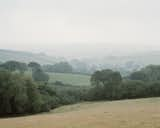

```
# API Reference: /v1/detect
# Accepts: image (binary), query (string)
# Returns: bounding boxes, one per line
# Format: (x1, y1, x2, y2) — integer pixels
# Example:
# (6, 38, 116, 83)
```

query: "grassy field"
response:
(48, 72, 91, 86)
(24, 71, 91, 86)
(1, 98, 160, 128)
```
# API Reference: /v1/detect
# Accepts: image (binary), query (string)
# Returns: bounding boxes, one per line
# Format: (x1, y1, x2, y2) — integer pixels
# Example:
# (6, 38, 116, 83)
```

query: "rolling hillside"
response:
(1, 49, 160, 75)
(0, 49, 62, 64)
(0, 98, 160, 128)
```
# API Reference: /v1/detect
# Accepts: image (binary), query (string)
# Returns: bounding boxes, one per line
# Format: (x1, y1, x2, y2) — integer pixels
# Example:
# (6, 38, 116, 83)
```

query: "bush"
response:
(0, 71, 57, 116)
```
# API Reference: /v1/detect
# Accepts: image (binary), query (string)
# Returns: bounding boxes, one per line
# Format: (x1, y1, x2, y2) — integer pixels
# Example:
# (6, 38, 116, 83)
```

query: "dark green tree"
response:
(28, 62, 41, 70)
(91, 69, 122, 86)
(129, 71, 148, 81)
(43, 62, 73, 73)
(90, 69, 122, 100)
(0, 61, 27, 73)
(129, 65, 160, 81)
(32, 68, 49, 82)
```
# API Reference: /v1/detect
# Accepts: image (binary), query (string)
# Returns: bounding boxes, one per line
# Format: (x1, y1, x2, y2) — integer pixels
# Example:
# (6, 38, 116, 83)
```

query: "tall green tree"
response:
(91, 69, 122, 86)
(90, 69, 122, 100)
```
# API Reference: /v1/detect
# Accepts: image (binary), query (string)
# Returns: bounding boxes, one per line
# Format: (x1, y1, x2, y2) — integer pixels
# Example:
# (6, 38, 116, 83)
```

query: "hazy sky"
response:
(0, 0, 160, 57)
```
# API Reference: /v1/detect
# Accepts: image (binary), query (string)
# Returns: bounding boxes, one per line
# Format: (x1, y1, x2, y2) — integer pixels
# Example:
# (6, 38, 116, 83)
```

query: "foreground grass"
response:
(48, 72, 91, 86)
(1, 98, 160, 128)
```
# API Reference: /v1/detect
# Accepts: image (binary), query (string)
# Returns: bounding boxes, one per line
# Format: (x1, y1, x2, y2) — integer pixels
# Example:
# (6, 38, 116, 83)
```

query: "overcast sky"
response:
(0, 0, 160, 57)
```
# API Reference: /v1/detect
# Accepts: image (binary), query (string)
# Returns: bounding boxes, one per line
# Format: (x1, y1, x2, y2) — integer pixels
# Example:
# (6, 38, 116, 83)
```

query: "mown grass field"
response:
(48, 73, 91, 86)
(24, 71, 91, 86)
(1, 98, 160, 128)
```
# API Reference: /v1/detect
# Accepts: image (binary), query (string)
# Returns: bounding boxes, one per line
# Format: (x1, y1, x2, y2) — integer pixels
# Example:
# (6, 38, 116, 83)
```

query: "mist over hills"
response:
(0, 49, 63, 64)
(1, 48, 160, 75)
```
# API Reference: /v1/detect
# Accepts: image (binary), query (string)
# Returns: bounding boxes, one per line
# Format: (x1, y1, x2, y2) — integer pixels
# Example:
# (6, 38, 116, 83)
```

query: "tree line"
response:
(43, 62, 73, 73)
(88, 66, 160, 100)
(0, 61, 86, 116)
(1, 60, 160, 117)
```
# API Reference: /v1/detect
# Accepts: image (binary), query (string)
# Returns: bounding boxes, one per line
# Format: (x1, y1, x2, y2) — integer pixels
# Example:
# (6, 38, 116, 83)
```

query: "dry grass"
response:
(1, 98, 160, 128)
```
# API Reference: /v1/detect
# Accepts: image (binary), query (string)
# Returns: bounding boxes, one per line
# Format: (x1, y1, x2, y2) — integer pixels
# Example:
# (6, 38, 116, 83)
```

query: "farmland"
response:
(24, 71, 91, 86)
(0, 98, 160, 128)
(48, 72, 91, 86)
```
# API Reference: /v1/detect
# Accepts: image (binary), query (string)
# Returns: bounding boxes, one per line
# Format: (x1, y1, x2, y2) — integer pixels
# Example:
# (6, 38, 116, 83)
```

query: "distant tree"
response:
(0, 61, 27, 73)
(129, 65, 160, 81)
(90, 69, 122, 100)
(42, 64, 54, 72)
(69, 59, 89, 74)
(32, 68, 49, 82)
(54, 62, 72, 73)
(129, 71, 148, 81)
(91, 69, 122, 86)
(28, 62, 41, 70)
(43, 62, 73, 73)
(28, 62, 49, 83)
(143, 65, 160, 81)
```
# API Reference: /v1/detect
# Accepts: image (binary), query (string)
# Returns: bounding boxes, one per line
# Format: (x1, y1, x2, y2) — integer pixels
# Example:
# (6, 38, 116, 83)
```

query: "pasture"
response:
(48, 72, 91, 86)
(24, 71, 91, 86)
(0, 98, 160, 128)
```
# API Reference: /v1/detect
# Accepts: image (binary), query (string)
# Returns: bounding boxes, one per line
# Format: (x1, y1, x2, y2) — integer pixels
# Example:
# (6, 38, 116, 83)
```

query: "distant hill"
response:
(0, 49, 62, 64)
(69, 51, 160, 75)
(1, 49, 160, 75)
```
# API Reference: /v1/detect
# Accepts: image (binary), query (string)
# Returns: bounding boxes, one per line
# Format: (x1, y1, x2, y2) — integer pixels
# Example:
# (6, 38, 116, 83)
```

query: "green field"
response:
(48, 72, 91, 86)
(1, 98, 160, 128)
(24, 71, 91, 86)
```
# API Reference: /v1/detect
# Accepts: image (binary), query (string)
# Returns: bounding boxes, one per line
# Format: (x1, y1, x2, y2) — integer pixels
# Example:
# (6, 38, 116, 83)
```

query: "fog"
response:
(1, 0, 160, 58)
